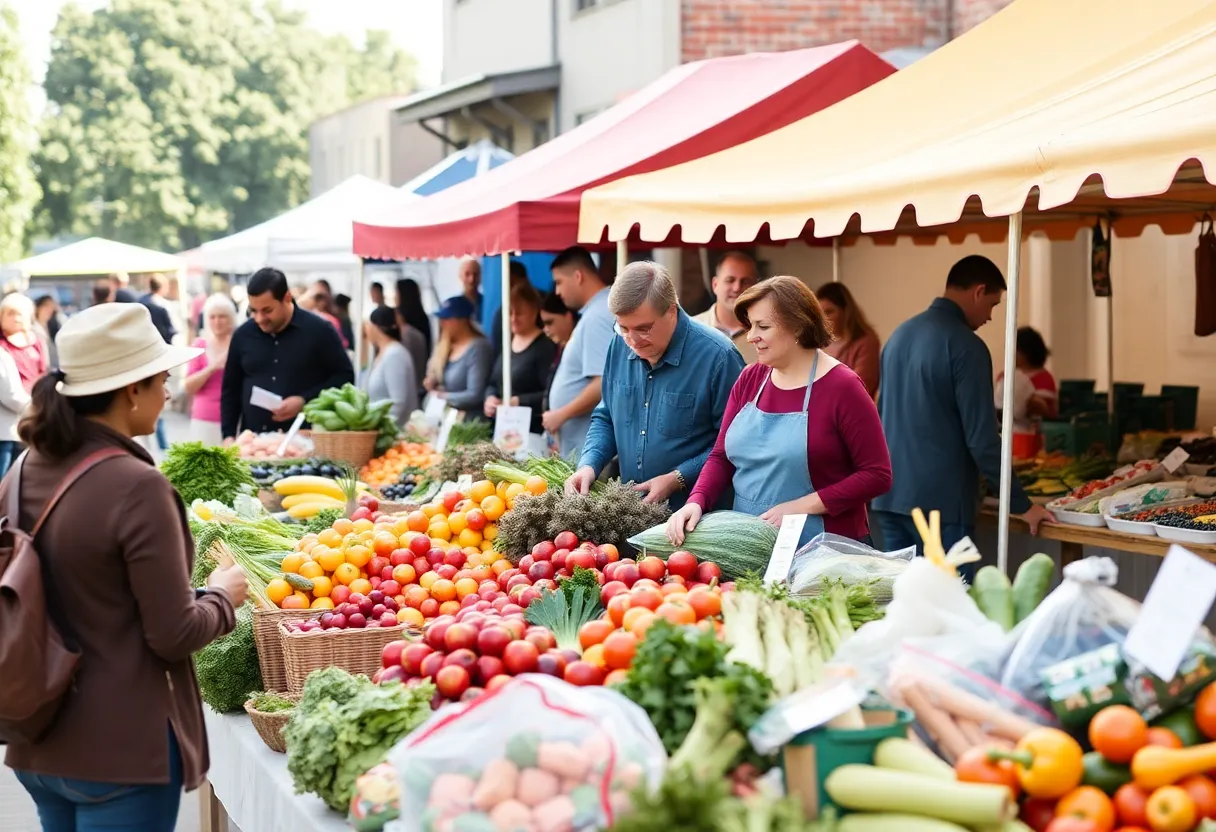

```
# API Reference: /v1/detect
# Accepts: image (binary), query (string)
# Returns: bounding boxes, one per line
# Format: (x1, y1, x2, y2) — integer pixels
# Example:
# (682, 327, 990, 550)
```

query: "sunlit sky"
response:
(10, 0, 444, 110)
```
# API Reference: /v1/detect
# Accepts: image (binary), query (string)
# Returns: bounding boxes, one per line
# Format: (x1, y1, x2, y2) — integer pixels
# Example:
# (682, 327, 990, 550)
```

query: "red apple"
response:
(600, 580, 628, 605)
(637, 556, 666, 582)
(330, 585, 351, 605)
(528, 561, 556, 582)
(477, 625, 513, 657)
(500, 617, 526, 641)
(401, 643, 434, 675)
(379, 611, 399, 627)
(420, 651, 446, 679)
(434, 564, 457, 581)
(485, 674, 512, 692)
(442, 490, 464, 512)
(368, 576, 382, 590)
(533, 540, 557, 560)
(518, 554, 535, 573)
(506, 574, 533, 591)
(492, 596, 510, 613)
(695, 561, 722, 584)
(379, 664, 406, 684)
(408, 535, 431, 557)
(444, 550, 467, 569)
(391, 547, 414, 566)
(594, 551, 609, 570)
(347, 612, 367, 628)
(615, 563, 640, 588)
(420, 598, 440, 618)
(380, 565, 395, 581)
(435, 665, 470, 700)
(666, 551, 698, 580)
(443, 648, 478, 673)
(501, 603, 525, 618)
(502, 640, 540, 675)
(413, 556, 432, 576)
(444, 622, 478, 652)
(329, 612, 347, 629)
(553, 531, 579, 551)
(474, 655, 505, 684)
(558, 648, 581, 665)
(379, 580, 400, 597)
(426, 619, 453, 651)
(533, 579, 558, 593)
(460, 686, 484, 702)
(525, 628, 557, 652)
(368, 556, 389, 577)
(518, 587, 541, 607)
(381, 639, 407, 668)
(466, 509, 487, 532)
(351, 506, 372, 522)
(536, 651, 567, 677)
(474, 600, 493, 612)
(551, 549, 569, 570)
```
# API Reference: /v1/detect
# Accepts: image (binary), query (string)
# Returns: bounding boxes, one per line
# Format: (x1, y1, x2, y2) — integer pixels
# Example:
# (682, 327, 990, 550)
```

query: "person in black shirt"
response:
(483, 282, 557, 434)
(220, 268, 354, 439)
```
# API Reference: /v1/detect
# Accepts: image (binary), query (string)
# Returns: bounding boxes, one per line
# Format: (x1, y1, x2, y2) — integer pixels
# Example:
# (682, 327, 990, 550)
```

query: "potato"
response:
(515, 768, 560, 809)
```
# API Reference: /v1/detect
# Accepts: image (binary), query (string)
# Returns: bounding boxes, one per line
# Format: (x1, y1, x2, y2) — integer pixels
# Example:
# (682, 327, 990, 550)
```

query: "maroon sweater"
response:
(688, 362, 893, 540)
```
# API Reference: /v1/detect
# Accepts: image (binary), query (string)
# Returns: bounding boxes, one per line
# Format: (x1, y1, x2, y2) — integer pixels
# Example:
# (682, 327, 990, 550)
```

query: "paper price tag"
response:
(250, 386, 284, 412)
(493, 406, 533, 458)
(1125, 545, 1216, 680)
(1162, 447, 1191, 474)
(435, 409, 459, 451)
(763, 514, 807, 585)
(423, 394, 447, 427)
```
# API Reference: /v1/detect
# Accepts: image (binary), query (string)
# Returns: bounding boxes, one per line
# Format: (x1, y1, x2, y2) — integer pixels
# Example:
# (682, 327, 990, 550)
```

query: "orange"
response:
(578, 620, 615, 650)
(345, 544, 372, 568)
(404, 585, 429, 609)
(505, 483, 526, 503)
(391, 563, 417, 586)
(630, 586, 663, 612)
(628, 611, 657, 638)
(1195, 681, 1216, 741)
(352, 518, 375, 533)
(455, 577, 479, 599)
(1055, 785, 1115, 832)
(661, 583, 689, 597)
(419, 571, 439, 590)
(397, 607, 424, 627)
(470, 565, 494, 582)
(296, 538, 317, 555)
(315, 547, 345, 573)
(480, 540, 495, 552)
(317, 528, 343, 548)
(607, 594, 632, 628)
(430, 578, 457, 602)
(333, 562, 360, 585)
(391, 518, 412, 537)
(599, 543, 619, 561)
(349, 578, 372, 596)
(427, 521, 452, 542)
(1145, 785, 1196, 832)
(447, 512, 468, 535)
(372, 532, 399, 557)
(655, 601, 696, 626)
(310, 596, 335, 610)
(1089, 705, 1148, 764)
(483, 524, 498, 542)
(525, 475, 548, 496)
(602, 631, 638, 671)
(280, 594, 308, 610)
(469, 479, 496, 503)
(266, 578, 293, 605)
(406, 511, 430, 533)
(309, 575, 333, 597)
(480, 495, 506, 522)
(332, 517, 355, 536)
(582, 643, 607, 669)
(438, 600, 461, 616)
(421, 502, 443, 519)
(622, 607, 651, 632)
(280, 553, 304, 574)
(298, 560, 325, 579)
(492, 559, 513, 576)
(457, 528, 483, 549)
(686, 588, 722, 620)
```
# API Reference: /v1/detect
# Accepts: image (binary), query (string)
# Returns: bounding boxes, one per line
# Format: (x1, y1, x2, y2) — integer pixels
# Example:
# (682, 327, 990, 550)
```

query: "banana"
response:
(273, 475, 345, 500)
(280, 493, 344, 510)
(287, 501, 340, 519)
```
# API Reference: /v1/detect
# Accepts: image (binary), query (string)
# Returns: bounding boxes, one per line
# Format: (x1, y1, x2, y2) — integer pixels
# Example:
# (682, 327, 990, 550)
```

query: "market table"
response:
(978, 508, 1216, 564)
(201, 709, 348, 832)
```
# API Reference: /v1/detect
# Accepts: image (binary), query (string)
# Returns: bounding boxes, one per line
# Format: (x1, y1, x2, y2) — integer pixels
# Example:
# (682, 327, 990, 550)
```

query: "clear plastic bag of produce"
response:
(998, 556, 1142, 708)
(385, 675, 666, 832)
(1099, 481, 1190, 517)
(786, 533, 915, 604)
(887, 641, 1057, 763)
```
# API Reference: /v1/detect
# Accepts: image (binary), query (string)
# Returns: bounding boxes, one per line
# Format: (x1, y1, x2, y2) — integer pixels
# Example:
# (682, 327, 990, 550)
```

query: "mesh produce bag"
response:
(787, 533, 915, 604)
(386, 675, 666, 832)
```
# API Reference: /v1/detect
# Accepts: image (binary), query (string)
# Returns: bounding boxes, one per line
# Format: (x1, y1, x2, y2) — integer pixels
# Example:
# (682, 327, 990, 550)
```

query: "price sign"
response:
(763, 514, 807, 585)
(423, 394, 447, 427)
(1125, 545, 1216, 680)
(1162, 447, 1191, 474)
(493, 406, 532, 458)
(435, 409, 459, 451)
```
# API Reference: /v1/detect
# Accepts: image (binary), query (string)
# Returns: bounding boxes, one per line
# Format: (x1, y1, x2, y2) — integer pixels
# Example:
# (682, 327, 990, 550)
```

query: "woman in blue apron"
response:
(666, 277, 892, 554)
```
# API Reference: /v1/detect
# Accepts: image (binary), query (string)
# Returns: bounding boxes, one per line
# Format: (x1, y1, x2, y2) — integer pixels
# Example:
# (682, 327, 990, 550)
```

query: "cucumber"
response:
(874, 737, 956, 780)
(283, 572, 315, 592)
(1011, 553, 1055, 624)
(1081, 751, 1131, 795)
(838, 815, 971, 832)
(973, 566, 1015, 631)
(824, 764, 1011, 827)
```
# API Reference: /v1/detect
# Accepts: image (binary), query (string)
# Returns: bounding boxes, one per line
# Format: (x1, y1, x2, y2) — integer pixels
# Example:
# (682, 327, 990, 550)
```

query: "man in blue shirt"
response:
(873, 255, 1053, 565)
(567, 261, 745, 509)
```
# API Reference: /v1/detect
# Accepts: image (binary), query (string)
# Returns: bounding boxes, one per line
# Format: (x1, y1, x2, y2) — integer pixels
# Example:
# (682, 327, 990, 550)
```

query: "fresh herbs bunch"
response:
(160, 442, 255, 507)
(195, 603, 262, 713)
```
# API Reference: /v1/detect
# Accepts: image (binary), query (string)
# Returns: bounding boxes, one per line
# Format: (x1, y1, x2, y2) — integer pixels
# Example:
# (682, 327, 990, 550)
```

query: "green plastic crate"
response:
(1042, 412, 1114, 456)
(1161, 385, 1199, 431)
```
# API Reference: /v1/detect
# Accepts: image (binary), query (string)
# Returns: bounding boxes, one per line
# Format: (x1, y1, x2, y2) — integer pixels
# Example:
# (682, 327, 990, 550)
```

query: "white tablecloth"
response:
(204, 710, 349, 832)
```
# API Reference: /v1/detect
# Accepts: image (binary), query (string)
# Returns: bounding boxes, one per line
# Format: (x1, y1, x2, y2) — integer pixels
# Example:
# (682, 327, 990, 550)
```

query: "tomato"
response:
(1144, 785, 1196, 832)
(1198, 683, 1216, 741)
(601, 631, 638, 671)
(1179, 775, 1216, 820)
(1045, 818, 1101, 832)
(1112, 827, 1152, 832)
(563, 660, 604, 687)
(577, 620, 614, 650)
(685, 587, 722, 620)
(1090, 705, 1149, 764)
(1056, 785, 1116, 832)
(1022, 798, 1061, 832)
(1144, 728, 1184, 749)
(1113, 783, 1151, 828)
(954, 746, 1020, 798)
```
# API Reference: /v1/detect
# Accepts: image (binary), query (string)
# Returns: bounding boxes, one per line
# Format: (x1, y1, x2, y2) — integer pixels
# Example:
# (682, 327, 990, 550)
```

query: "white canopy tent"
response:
(13, 237, 184, 277)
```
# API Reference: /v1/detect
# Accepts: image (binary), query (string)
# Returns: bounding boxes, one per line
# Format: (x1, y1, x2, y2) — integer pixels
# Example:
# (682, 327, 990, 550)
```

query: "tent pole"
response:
(832, 238, 841, 283)
(1106, 230, 1115, 416)
(997, 212, 1023, 575)
(616, 239, 628, 273)
(501, 251, 512, 402)
(353, 260, 366, 385)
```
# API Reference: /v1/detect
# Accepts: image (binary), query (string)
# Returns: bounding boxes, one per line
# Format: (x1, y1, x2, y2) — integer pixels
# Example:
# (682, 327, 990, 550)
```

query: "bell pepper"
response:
(988, 727, 1084, 799)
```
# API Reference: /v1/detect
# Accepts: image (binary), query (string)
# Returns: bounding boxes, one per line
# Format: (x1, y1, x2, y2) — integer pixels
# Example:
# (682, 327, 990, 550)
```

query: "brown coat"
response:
(826, 330, 882, 399)
(2, 420, 235, 789)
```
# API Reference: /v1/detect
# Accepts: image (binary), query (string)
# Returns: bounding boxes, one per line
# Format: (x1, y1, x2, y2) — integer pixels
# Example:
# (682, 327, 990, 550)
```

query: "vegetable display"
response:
(196, 603, 263, 713)
(160, 441, 255, 507)
(970, 554, 1055, 631)
(628, 511, 779, 580)
(304, 384, 400, 454)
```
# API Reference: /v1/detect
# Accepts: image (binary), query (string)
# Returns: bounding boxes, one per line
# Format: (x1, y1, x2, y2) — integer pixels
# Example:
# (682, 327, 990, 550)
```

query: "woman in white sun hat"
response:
(0, 303, 248, 831)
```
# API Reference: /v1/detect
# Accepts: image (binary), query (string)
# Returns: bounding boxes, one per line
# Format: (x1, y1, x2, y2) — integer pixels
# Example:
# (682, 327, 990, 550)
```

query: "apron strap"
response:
(753, 369, 771, 405)
(802, 350, 819, 412)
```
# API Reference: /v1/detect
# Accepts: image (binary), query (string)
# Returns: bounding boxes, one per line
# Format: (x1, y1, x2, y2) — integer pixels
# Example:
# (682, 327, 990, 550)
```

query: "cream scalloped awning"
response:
(578, 0, 1216, 246)
(13, 237, 184, 278)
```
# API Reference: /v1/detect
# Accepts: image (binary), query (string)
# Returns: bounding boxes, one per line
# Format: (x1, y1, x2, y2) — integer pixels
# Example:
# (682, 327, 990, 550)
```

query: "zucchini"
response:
(283, 572, 315, 592)
(1011, 553, 1055, 624)
(838, 815, 970, 832)
(824, 764, 1011, 827)
(626, 511, 777, 580)
(1081, 751, 1131, 795)
(972, 566, 1015, 631)
(874, 737, 956, 780)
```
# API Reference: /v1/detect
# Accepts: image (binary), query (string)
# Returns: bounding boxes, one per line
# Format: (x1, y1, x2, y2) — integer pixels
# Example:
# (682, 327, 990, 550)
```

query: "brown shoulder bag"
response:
(0, 448, 125, 744)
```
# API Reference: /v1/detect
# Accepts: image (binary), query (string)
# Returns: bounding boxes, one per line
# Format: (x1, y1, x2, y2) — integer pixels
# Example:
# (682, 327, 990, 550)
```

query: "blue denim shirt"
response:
(872, 297, 1032, 524)
(579, 310, 745, 509)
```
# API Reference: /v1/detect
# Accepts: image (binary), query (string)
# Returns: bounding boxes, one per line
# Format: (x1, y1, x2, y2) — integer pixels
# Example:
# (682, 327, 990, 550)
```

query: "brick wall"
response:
(680, 0, 1014, 62)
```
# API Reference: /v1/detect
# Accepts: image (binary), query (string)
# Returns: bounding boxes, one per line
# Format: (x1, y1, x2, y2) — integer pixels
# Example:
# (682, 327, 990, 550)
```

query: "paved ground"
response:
(1, 411, 230, 832)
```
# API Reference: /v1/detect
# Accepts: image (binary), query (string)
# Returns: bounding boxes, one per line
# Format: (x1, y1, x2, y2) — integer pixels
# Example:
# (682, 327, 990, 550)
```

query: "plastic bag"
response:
(385, 675, 666, 832)
(999, 557, 1142, 708)
(1099, 481, 1190, 517)
(787, 533, 915, 604)
(888, 642, 1057, 763)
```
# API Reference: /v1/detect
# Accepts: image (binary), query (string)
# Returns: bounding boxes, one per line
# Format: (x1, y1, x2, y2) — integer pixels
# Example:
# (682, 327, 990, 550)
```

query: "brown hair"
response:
(815, 281, 876, 343)
(19, 373, 157, 460)
(735, 276, 833, 350)
(509, 281, 542, 312)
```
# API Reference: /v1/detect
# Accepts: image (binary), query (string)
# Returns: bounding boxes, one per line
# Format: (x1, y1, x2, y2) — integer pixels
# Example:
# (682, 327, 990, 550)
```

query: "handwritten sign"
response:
(1125, 545, 1216, 680)
(763, 514, 807, 585)
(422, 394, 447, 427)
(435, 409, 459, 452)
(493, 406, 532, 458)
(1162, 447, 1191, 474)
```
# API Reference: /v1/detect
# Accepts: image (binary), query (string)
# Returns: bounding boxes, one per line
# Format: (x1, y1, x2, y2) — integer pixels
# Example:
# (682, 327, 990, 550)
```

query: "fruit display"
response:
(427, 441, 513, 486)
(272, 473, 372, 519)
(627, 510, 779, 580)
(360, 442, 442, 488)
(234, 429, 315, 460)
(249, 457, 346, 488)
(378, 471, 427, 503)
(1051, 459, 1161, 507)
(1150, 501, 1216, 532)
(304, 384, 401, 454)
(1017, 452, 1116, 498)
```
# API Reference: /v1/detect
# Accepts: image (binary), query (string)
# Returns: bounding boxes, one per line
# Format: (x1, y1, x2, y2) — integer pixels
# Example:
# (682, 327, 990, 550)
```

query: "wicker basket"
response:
(279, 621, 413, 694)
(244, 695, 299, 754)
(253, 607, 316, 692)
(311, 430, 379, 468)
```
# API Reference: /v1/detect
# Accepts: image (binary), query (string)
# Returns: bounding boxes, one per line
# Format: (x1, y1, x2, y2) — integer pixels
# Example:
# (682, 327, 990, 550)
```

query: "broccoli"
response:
(195, 603, 263, 713)
(304, 507, 343, 536)
(557, 566, 603, 614)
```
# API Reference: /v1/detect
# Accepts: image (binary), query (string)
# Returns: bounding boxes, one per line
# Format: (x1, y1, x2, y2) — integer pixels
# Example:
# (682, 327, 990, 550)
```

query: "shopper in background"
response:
(484, 282, 557, 434)
(34, 295, 61, 357)
(139, 275, 178, 451)
(184, 294, 238, 445)
(667, 277, 891, 548)
(0, 293, 41, 476)
(91, 281, 113, 306)
(304, 281, 349, 349)
(369, 281, 387, 314)
(221, 268, 354, 438)
(3, 303, 246, 832)
(459, 256, 483, 320)
(545, 246, 615, 458)
(333, 294, 356, 349)
(489, 260, 535, 359)
(425, 295, 493, 416)
(873, 255, 1053, 573)
(816, 281, 881, 399)
(567, 261, 745, 510)
(396, 277, 433, 358)
(361, 306, 418, 427)
(693, 250, 759, 363)
(108, 271, 138, 304)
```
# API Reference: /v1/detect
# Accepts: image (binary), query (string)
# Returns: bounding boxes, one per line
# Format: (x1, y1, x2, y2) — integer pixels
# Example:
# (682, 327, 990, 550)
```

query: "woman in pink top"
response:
(667, 277, 892, 546)
(816, 282, 881, 399)
(183, 294, 238, 445)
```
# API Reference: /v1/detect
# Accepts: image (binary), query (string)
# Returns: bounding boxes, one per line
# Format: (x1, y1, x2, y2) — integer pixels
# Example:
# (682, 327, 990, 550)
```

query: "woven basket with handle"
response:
(311, 430, 379, 468)
(244, 695, 299, 754)
(253, 607, 316, 692)
(279, 621, 416, 694)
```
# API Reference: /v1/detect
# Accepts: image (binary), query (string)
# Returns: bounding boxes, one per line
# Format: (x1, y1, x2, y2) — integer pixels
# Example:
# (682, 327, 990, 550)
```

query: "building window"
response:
(574, 107, 605, 125)
(374, 137, 383, 179)
(574, 0, 598, 12)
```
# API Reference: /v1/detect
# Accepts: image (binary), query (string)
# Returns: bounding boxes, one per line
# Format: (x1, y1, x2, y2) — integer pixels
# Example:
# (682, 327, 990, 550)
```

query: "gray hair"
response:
(202, 293, 239, 331)
(608, 261, 677, 317)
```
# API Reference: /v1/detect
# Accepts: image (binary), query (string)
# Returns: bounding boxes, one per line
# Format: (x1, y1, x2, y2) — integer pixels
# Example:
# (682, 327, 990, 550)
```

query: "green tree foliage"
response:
(0, 3, 40, 262)
(34, 0, 416, 252)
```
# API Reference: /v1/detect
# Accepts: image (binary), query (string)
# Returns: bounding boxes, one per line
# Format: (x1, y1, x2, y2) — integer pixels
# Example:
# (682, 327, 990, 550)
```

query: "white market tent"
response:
(13, 237, 184, 277)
